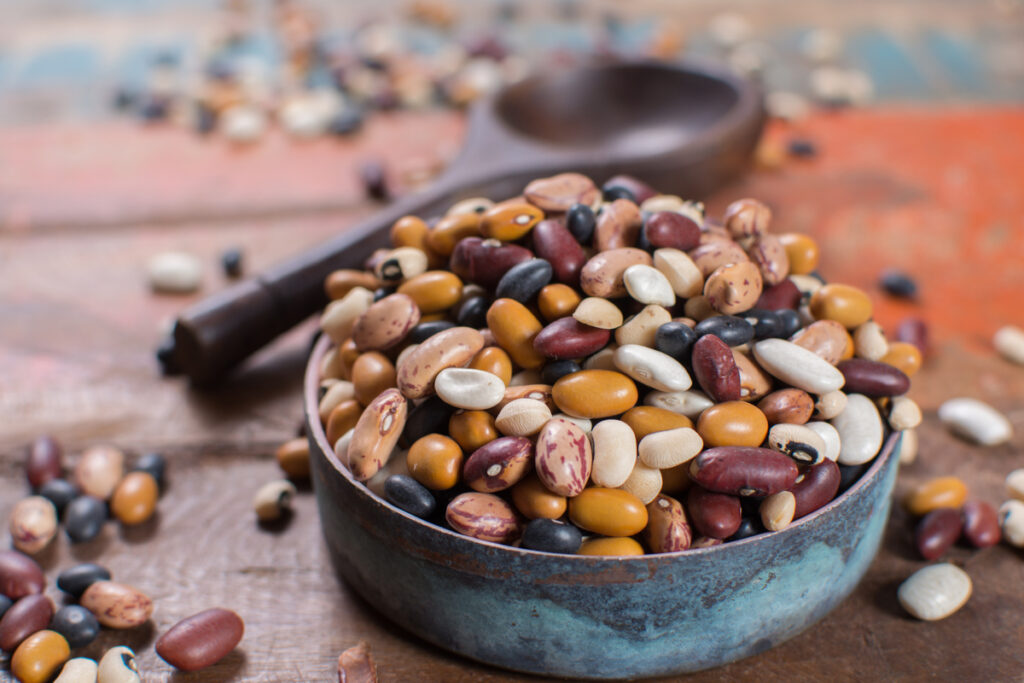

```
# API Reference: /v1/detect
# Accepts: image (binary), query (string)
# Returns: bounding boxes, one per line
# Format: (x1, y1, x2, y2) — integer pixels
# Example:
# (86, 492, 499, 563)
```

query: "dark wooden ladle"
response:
(167, 59, 764, 384)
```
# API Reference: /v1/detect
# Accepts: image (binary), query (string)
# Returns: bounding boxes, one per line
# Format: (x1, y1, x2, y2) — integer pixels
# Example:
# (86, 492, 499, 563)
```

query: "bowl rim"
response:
(306, 334, 899, 561)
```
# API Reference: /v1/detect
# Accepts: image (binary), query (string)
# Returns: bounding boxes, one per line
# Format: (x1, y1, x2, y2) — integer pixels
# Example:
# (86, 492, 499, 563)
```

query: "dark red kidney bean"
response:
(644, 212, 701, 251)
(755, 279, 802, 311)
(533, 317, 612, 359)
(896, 316, 930, 356)
(26, 435, 62, 489)
(449, 237, 533, 290)
(400, 396, 456, 448)
(836, 359, 911, 397)
(695, 315, 755, 346)
(962, 500, 1001, 548)
(156, 608, 245, 672)
(566, 203, 596, 244)
(531, 219, 586, 286)
(463, 437, 534, 492)
(0, 551, 45, 600)
(655, 321, 697, 362)
(790, 459, 841, 519)
(686, 486, 741, 540)
(495, 258, 553, 303)
(916, 508, 963, 560)
(691, 334, 741, 402)
(690, 447, 799, 497)
(0, 593, 53, 651)
(603, 174, 657, 203)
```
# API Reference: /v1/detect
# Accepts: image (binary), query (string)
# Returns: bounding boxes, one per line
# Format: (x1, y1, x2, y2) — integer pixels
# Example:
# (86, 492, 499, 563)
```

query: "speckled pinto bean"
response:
(80, 581, 153, 629)
(689, 447, 799, 497)
(535, 418, 592, 497)
(346, 389, 407, 481)
(449, 237, 533, 290)
(686, 486, 741, 539)
(688, 240, 749, 278)
(747, 234, 789, 286)
(523, 172, 600, 212)
(594, 198, 643, 251)
(691, 334, 742, 402)
(445, 493, 522, 543)
(531, 219, 586, 285)
(463, 436, 534, 492)
(790, 459, 841, 519)
(704, 262, 763, 315)
(351, 293, 420, 351)
(579, 248, 652, 298)
(396, 326, 484, 399)
(644, 494, 692, 553)
(836, 359, 910, 397)
(533, 318, 611, 359)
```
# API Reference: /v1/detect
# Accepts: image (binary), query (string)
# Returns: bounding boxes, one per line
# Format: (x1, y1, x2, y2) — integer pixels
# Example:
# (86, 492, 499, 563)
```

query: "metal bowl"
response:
(306, 336, 901, 679)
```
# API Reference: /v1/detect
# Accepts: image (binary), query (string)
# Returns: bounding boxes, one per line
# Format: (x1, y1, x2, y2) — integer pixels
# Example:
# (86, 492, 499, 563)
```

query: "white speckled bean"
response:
(613, 345, 692, 392)
(999, 499, 1024, 547)
(994, 325, 1024, 365)
(590, 420, 637, 488)
(434, 368, 505, 410)
(638, 427, 703, 468)
(805, 421, 841, 462)
(830, 393, 883, 465)
(938, 397, 1012, 446)
(623, 264, 676, 306)
(644, 390, 714, 419)
(752, 339, 845, 394)
(897, 564, 972, 621)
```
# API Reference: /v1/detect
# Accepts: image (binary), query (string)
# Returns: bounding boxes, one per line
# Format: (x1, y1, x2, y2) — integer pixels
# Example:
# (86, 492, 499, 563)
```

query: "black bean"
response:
(155, 335, 181, 376)
(741, 309, 784, 339)
(57, 563, 112, 599)
(521, 518, 583, 554)
(38, 479, 78, 516)
(359, 160, 389, 201)
(879, 269, 917, 299)
(494, 259, 552, 303)
(328, 108, 364, 136)
(138, 97, 169, 122)
(194, 103, 217, 135)
(64, 496, 107, 543)
(50, 605, 101, 648)
(373, 286, 396, 302)
(400, 396, 456, 448)
(695, 316, 755, 346)
(541, 360, 582, 385)
(601, 184, 636, 203)
(384, 475, 436, 518)
(408, 320, 456, 344)
(655, 322, 697, 362)
(220, 248, 243, 278)
(566, 203, 596, 244)
(456, 296, 489, 329)
(133, 453, 166, 490)
(727, 516, 764, 541)
(776, 309, 802, 338)
(787, 139, 817, 158)
(0, 596, 11, 619)
(838, 462, 870, 493)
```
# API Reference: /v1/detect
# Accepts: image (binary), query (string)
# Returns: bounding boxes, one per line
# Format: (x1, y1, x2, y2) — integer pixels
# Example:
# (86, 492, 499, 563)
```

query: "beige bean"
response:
(347, 388, 407, 481)
(54, 657, 99, 683)
(594, 198, 643, 251)
(752, 339, 845, 394)
(320, 287, 374, 344)
(333, 428, 355, 464)
(831, 394, 884, 465)
(898, 564, 972, 621)
(573, 297, 623, 329)
(638, 427, 703, 468)
(494, 399, 552, 437)
(760, 491, 796, 531)
(434, 368, 505, 410)
(789, 274, 824, 298)
(74, 446, 125, 501)
(319, 347, 346, 381)
(887, 396, 922, 431)
(805, 421, 842, 462)
(704, 262, 763, 315)
(584, 347, 618, 371)
(615, 305, 671, 347)
(535, 418, 593, 496)
(683, 295, 718, 322)
(652, 248, 704, 298)
(619, 461, 662, 505)
(623, 265, 675, 307)
(351, 293, 421, 351)
(395, 343, 419, 369)
(899, 428, 919, 465)
(9, 496, 57, 554)
(396, 327, 484, 399)
(853, 321, 889, 361)
(97, 647, 140, 683)
(613, 344, 691, 392)
(994, 325, 1024, 365)
(253, 480, 297, 522)
(591, 420, 637, 488)
(640, 194, 684, 214)
(644, 389, 714, 419)
(318, 380, 356, 422)
(814, 390, 847, 420)
(579, 248, 652, 298)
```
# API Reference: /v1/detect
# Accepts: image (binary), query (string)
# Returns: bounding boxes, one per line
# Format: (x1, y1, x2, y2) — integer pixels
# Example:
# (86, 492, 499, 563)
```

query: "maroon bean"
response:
(915, 508, 963, 560)
(0, 594, 53, 651)
(604, 174, 657, 203)
(531, 219, 586, 286)
(836, 359, 910, 397)
(691, 335, 741, 402)
(896, 316, 929, 356)
(463, 437, 533, 492)
(26, 436, 62, 489)
(961, 500, 1000, 548)
(644, 212, 701, 251)
(533, 318, 611, 359)
(686, 486, 741, 540)
(449, 237, 533, 290)
(156, 608, 245, 671)
(689, 447, 799, 497)
(789, 460, 841, 519)
(755, 279, 802, 310)
(0, 551, 44, 600)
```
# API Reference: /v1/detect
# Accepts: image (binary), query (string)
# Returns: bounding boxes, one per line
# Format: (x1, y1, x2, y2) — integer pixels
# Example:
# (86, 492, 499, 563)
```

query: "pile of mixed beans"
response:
(314, 172, 921, 556)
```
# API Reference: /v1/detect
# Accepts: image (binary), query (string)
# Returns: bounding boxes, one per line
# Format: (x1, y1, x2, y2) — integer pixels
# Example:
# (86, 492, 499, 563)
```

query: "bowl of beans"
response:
(304, 172, 911, 678)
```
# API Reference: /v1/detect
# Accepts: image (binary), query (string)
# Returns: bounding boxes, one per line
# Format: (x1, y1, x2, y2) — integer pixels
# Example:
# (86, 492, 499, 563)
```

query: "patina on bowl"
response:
(306, 335, 900, 679)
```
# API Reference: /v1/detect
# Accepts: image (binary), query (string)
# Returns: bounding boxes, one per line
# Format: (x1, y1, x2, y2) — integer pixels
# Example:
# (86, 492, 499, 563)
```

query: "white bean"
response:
(994, 325, 1024, 365)
(613, 345, 692, 392)
(897, 564, 972, 621)
(831, 393, 884, 465)
(590, 420, 636, 488)
(938, 397, 1012, 446)
(434, 368, 505, 410)
(752, 339, 845, 394)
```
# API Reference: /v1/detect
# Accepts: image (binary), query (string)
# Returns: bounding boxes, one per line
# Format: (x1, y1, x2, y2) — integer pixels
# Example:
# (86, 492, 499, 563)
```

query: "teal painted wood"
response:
(306, 337, 901, 678)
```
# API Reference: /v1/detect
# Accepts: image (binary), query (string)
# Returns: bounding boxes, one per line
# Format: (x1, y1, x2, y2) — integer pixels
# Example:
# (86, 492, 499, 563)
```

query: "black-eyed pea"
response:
(683, 295, 718, 322)
(578, 537, 645, 556)
(54, 657, 98, 683)
(434, 368, 505, 410)
(887, 396, 922, 431)
(494, 398, 552, 437)
(347, 388, 407, 481)
(318, 380, 356, 422)
(853, 321, 889, 361)
(468, 346, 513, 385)
(374, 247, 428, 283)
(97, 646, 141, 683)
(445, 493, 522, 543)
(81, 582, 152, 629)
(643, 389, 714, 420)
(253, 480, 296, 522)
(704, 262, 763, 315)
(805, 421, 841, 462)
(768, 423, 828, 465)
(652, 248, 703, 298)
(351, 352, 397, 406)
(638, 428, 702, 469)
(897, 564, 972, 621)
(590, 420, 637, 488)
(12, 630, 70, 683)
(573, 297, 623, 330)
(759, 491, 796, 531)
(615, 305, 671, 347)
(511, 474, 567, 520)
(537, 284, 582, 321)
(9, 496, 57, 554)
(813, 390, 847, 420)
(320, 287, 374, 344)
(535, 418, 592, 496)
(619, 461, 662, 505)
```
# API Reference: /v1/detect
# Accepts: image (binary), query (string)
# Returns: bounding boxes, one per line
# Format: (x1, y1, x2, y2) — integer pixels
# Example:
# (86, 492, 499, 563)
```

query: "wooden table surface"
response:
(2, 105, 1024, 681)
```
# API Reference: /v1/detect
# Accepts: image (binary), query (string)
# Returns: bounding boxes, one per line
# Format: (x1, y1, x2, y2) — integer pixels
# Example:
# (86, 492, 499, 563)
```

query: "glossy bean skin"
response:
(0, 594, 53, 652)
(758, 389, 814, 425)
(579, 248, 652, 298)
(347, 389, 407, 481)
(905, 477, 968, 516)
(809, 284, 872, 329)
(691, 334, 742, 403)
(57, 563, 111, 599)
(578, 537, 646, 556)
(895, 316, 930, 356)
(686, 486, 742, 539)
(445, 493, 522, 543)
(537, 284, 582, 321)
(697, 402, 769, 448)
(495, 259, 553, 304)
(695, 316, 755, 346)
(0, 551, 45, 600)
(531, 219, 586, 286)
(384, 475, 436, 518)
(524, 173, 600, 212)
(790, 460, 841, 519)
(756, 279, 802, 311)
(397, 327, 485, 399)
(463, 437, 534, 492)
(915, 508, 964, 560)
(621, 406, 693, 440)
(690, 447, 799, 497)
(155, 608, 245, 672)
(644, 212, 701, 251)
(38, 479, 78, 516)
(400, 396, 455, 448)
(644, 494, 692, 553)
(396, 271, 462, 314)
(520, 519, 583, 554)
(510, 474, 567, 520)
(480, 202, 543, 242)
(64, 496, 107, 544)
(449, 238, 533, 290)
(351, 293, 421, 351)
(407, 434, 463, 491)
(566, 203, 597, 243)
(552, 370, 638, 419)
(110, 472, 158, 526)
(961, 500, 1001, 548)
(535, 418, 592, 497)
(487, 299, 546, 370)
(51, 605, 101, 649)
(837, 359, 911, 397)
(469, 346, 514, 385)
(351, 352, 397, 406)
(456, 296, 489, 329)
(568, 488, 648, 537)
(882, 341, 923, 377)
(26, 436, 62, 489)
(594, 198, 643, 251)
(10, 630, 69, 683)
(80, 581, 153, 629)
(533, 318, 611, 360)
(655, 321, 697, 362)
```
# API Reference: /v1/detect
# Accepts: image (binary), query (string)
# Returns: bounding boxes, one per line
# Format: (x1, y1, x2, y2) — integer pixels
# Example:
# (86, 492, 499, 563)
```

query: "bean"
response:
(776, 309, 803, 337)
(0, 596, 10, 619)
(695, 315, 755, 346)
(578, 537, 646, 556)
(131, 453, 166, 490)
(639, 194, 689, 214)
(541, 360, 582, 385)
(594, 198, 643, 251)
(566, 203, 597, 243)
(64, 496, 107, 543)
(994, 325, 1024, 365)
(147, 251, 201, 293)
(568, 488, 648, 537)
(276, 438, 311, 480)
(1000, 500, 1024, 547)
(878, 341, 922, 378)
(51, 605, 101, 649)
(494, 398, 552, 437)
(57, 563, 112, 600)
(620, 461, 663, 504)
(809, 284, 872, 329)
(351, 351, 397, 406)
(447, 410, 497, 452)
(613, 344, 691, 392)
(899, 428, 920, 465)
(155, 608, 244, 672)
(456, 295, 489, 328)
(533, 317, 611, 359)
(791, 459, 841, 518)
(937, 397, 1012, 446)
(652, 248, 704, 298)
(0, 594, 53, 651)
(463, 436, 533, 492)
(521, 519, 582, 554)
(768, 423, 827, 464)
(620, 406, 693, 439)
(831, 394, 884, 466)
(496, 384, 555, 413)
(704, 262, 763, 315)
(905, 476, 968, 517)
(380, 474, 434, 518)
(853, 321, 888, 361)
(756, 279, 802, 311)
(790, 320, 848, 365)
(486, 299, 546, 369)
(813, 390, 848, 420)
(1007, 468, 1024, 502)
(733, 349, 773, 401)
(531, 219, 586, 286)
(615, 304, 672, 347)
(347, 389, 407, 481)
(760, 491, 796, 531)
(739, 307, 783, 342)
(655, 321, 697, 362)
(837, 358, 909, 397)
(110, 473, 158, 526)
(447, 197, 495, 218)
(729, 516, 765, 541)
(552, 370, 638, 419)
(74, 446, 125, 501)
(374, 247, 428, 283)
(38, 479, 78, 516)
(97, 646, 141, 683)
(752, 339, 845, 394)
(602, 183, 636, 203)
(26, 436, 62, 490)
(747, 234, 790, 286)
(805, 421, 841, 462)
(689, 240, 749, 279)
(915, 508, 962, 560)
(590, 420, 637, 488)
(480, 202, 543, 242)
(535, 418, 592, 497)
(434, 368, 505, 411)
(511, 474, 567, 520)
(879, 269, 917, 298)
(692, 536, 724, 549)
(777, 233, 819, 275)
(397, 327, 484, 399)
(758, 388, 814, 425)
(253, 480, 296, 522)
(10, 496, 57, 554)
(690, 447, 799, 497)
(0, 551, 44, 599)
(686, 486, 742, 539)
(445, 493, 522, 543)
(54, 658, 98, 683)
(584, 347, 618, 372)
(320, 287, 375, 344)
(351, 293, 420, 351)
(319, 381, 356, 422)
(898, 564, 971, 621)
(886, 396, 922, 431)
(645, 389, 714, 420)
(80, 582, 152, 629)
(11, 630, 70, 683)
(691, 334, 741, 402)
(325, 270, 381, 301)
(961, 500, 1000, 548)
(495, 259, 553, 303)
(697, 401, 768, 448)
(644, 494, 692, 553)
(723, 198, 770, 238)
(838, 462, 870, 492)
(449, 238, 532, 289)
(537, 284, 581, 321)
(524, 172, 600, 212)
(581, 248, 653, 299)
(623, 264, 675, 306)
(407, 434, 463, 491)
(644, 212, 701, 251)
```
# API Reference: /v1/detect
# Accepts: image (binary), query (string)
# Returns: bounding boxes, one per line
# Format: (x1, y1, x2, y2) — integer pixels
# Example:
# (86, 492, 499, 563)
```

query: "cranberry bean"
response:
(644, 212, 701, 251)
(533, 318, 611, 359)
(594, 198, 643, 251)
(396, 327, 484, 399)
(347, 388, 408, 482)
(836, 359, 911, 397)
(747, 234, 790, 286)
(449, 238, 533, 290)
(531, 219, 586, 286)
(644, 494, 692, 553)
(351, 294, 420, 351)
(790, 460, 841, 519)
(686, 486, 742, 539)
(691, 334, 741, 402)
(961, 500, 1000, 548)
(724, 198, 770, 238)
(445, 493, 522, 543)
(756, 279, 802, 310)
(463, 436, 533, 492)
(580, 248, 652, 298)
(0, 594, 53, 651)
(688, 240, 749, 277)
(535, 418, 592, 497)
(26, 436, 62, 490)
(689, 447, 799, 497)
(155, 608, 244, 671)
(0, 551, 44, 600)
(80, 581, 153, 629)
(915, 508, 963, 560)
